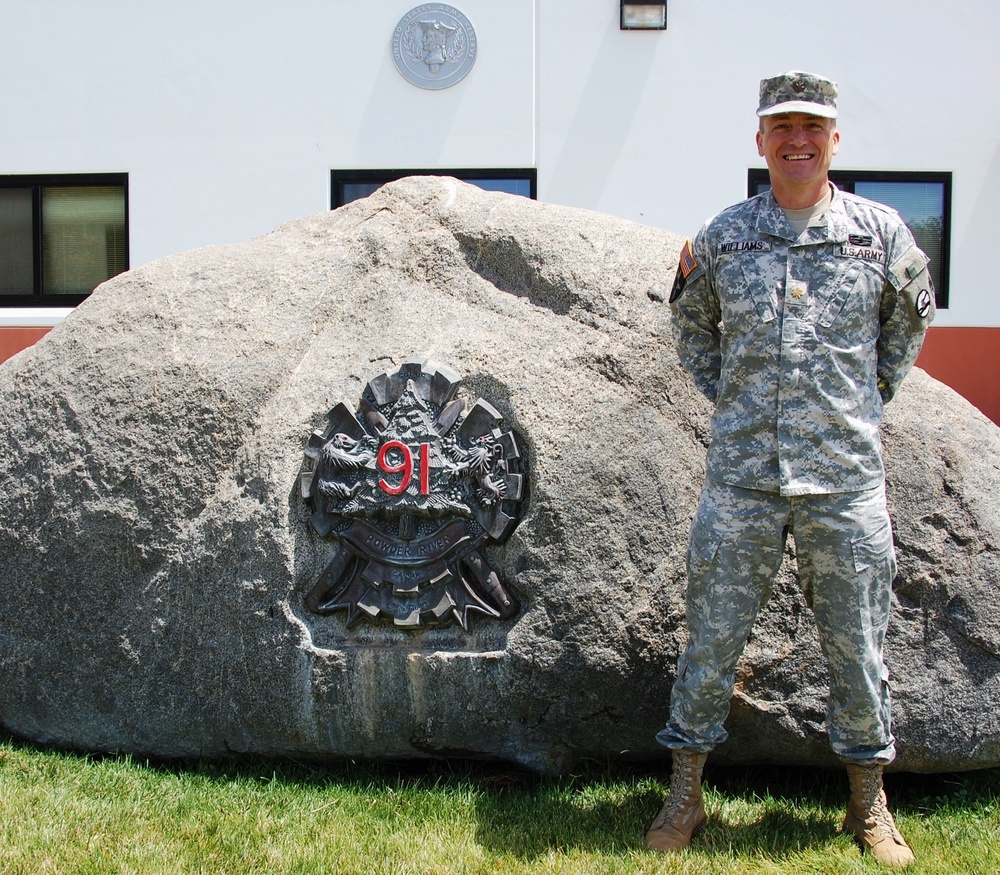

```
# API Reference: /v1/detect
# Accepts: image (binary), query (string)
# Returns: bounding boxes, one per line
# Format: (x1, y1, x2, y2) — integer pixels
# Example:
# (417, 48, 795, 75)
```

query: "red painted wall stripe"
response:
(917, 327, 1000, 426)
(0, 327, 52, 366)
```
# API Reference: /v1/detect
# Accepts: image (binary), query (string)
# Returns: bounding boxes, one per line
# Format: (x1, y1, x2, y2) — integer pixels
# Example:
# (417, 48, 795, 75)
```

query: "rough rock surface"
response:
(1, 177, 998, 773)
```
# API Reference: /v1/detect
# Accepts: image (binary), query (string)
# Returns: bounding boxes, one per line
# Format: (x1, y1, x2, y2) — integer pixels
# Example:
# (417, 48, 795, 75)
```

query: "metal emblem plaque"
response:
(302, 358, 524, 630)
(391, 5, 478, 90)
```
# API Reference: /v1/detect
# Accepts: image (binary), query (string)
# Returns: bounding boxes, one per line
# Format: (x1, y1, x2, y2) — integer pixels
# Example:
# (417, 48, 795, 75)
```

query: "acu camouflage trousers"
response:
(657, 478, 897, 765)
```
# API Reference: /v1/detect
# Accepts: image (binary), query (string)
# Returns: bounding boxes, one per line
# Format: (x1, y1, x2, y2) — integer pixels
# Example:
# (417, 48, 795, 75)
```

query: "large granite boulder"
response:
(1, 177, 998, 773)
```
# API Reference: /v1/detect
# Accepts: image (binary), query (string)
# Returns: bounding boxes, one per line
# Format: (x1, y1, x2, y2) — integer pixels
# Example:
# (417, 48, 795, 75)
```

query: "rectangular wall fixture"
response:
(621, 1, 667, 30)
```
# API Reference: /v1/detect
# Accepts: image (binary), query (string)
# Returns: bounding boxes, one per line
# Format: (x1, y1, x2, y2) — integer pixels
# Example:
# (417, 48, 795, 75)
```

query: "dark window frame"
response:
(0, 172, 129, 307)
(331, 168, 537, 209)
(747, 168, 952, 308)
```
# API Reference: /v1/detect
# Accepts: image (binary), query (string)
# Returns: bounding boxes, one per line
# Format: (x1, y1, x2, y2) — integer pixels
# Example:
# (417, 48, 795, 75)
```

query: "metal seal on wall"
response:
(301, 357, 525, 631)
(391, 5, 478, 90)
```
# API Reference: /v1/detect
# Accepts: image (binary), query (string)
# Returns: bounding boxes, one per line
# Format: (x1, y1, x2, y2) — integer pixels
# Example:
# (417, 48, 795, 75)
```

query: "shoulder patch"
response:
(889, 247, 935, 328)
(670, 239, 699, 303)
(915, 287, 933, 320)
(888, 248, 929, 292)
(678, 239, 698, 279)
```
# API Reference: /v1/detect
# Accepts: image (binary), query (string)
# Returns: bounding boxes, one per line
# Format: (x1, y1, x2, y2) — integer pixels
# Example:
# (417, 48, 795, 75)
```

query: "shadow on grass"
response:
(468, 761, 1000, 861)
(467, 762, 849, 860)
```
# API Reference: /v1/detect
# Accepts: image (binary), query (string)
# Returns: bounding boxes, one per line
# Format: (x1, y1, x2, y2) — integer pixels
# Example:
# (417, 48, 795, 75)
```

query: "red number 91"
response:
(377, 441, 431, 496)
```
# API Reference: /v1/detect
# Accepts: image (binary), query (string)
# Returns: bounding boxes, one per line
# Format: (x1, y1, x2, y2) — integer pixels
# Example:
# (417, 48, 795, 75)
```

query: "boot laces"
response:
(654, 756, 700, 826)
(858, 769, 900, 838)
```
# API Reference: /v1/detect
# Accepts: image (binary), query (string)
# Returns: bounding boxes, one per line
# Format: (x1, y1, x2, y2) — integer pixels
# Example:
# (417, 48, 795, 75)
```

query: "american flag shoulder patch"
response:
(670, 239, 699, 304)
(678, 239, 699, 278)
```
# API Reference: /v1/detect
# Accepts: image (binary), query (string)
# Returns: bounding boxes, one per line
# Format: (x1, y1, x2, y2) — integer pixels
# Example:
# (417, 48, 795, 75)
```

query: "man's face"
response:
(756, 112, 840, 191)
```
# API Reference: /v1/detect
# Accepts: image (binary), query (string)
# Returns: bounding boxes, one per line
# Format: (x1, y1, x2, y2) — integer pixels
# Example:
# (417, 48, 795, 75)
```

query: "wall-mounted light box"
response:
(621, 1, 667, 30)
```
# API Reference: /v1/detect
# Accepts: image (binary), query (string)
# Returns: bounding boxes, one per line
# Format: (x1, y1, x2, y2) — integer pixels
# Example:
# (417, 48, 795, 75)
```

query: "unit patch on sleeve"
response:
(888, 247, 936, 328)
(915, 288, 933, 319)
(669, 239, 699, 303)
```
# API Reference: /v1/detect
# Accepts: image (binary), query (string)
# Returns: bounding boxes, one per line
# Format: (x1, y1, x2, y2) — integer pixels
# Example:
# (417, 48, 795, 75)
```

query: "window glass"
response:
(332, 170, 537, 209)
(0, 188, 34, 295)
(340, 182, 383, 204)
(42, 186, 127, 294)
(0, 175, 128, 304)
(472, 178, 533, 197)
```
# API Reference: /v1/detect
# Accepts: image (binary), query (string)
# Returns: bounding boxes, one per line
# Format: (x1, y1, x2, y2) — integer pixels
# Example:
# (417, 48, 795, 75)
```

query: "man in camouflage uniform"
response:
(646, 71, 935, 868)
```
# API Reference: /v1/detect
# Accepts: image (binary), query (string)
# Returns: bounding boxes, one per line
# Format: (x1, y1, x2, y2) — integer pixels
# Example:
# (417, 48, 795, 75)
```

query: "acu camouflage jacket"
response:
(670, 186, 935, 496)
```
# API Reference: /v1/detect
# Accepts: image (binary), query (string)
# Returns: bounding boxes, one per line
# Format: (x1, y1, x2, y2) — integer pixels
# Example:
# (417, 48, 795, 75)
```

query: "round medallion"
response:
(391, 5, 478, 90)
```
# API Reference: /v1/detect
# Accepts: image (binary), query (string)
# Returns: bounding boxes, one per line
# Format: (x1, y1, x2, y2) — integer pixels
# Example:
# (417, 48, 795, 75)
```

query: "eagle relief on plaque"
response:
(301, 358, 525, 630)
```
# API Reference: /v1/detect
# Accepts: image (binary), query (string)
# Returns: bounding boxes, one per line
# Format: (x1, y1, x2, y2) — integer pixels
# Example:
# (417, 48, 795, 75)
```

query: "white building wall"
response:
(2, 0, 998, 328)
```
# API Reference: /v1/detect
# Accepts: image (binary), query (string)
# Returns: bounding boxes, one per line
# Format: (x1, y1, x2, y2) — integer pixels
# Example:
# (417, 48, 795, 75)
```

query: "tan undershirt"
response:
(781, 184, 833, 236)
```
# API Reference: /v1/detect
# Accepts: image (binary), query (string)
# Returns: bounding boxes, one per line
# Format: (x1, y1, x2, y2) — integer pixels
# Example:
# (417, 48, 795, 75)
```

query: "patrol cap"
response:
(757, 70, 838, 119)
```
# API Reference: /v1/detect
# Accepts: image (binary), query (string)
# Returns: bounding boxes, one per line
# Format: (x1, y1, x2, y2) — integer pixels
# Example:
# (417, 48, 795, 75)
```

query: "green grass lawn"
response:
(1, 735, 996, 874)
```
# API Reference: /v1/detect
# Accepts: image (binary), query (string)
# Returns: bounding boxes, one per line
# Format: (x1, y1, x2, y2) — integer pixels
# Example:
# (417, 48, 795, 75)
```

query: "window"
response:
(747, 169, 951, 308)
(0, 174, 129, 306)
(332, 168, 536, 209)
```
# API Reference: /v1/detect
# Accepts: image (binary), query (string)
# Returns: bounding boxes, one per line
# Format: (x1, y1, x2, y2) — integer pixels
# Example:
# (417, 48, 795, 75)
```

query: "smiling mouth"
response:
(784, 154, 814, 161)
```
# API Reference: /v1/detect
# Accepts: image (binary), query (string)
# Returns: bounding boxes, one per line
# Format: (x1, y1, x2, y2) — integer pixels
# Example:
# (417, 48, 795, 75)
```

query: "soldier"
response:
(648, 71, 935, 867)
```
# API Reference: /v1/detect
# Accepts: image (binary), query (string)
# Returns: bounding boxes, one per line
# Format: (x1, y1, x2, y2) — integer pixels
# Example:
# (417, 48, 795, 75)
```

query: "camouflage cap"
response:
(757, 70, 838, 119)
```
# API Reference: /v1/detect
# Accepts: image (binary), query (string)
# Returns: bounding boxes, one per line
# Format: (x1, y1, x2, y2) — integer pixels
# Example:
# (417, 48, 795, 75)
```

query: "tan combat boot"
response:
(842, 763, 915, 867)
(645, 750, 708, 852)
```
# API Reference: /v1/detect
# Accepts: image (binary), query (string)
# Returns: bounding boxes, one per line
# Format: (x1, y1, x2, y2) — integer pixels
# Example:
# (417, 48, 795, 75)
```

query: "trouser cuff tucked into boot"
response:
(645, 751, 708, 852)
(842, 763, 915, 868)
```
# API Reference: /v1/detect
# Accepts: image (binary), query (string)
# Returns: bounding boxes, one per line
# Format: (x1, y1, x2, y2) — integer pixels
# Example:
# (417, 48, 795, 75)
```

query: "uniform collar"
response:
(756, 183, 850, 244)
